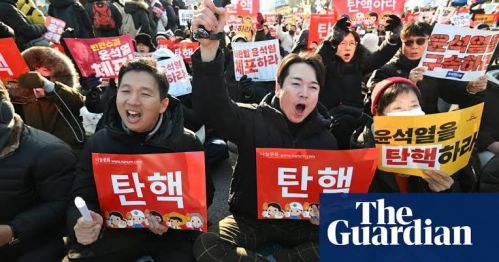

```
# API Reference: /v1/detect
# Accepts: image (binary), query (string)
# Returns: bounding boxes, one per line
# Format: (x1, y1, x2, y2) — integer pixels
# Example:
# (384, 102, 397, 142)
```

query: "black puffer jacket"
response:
(67, 95, 202, 233)
(367, 49, 482, 114)
(192, 49, 338, 218)
(124, 0, 156, 37)
(0, 0, 46, 50)
(0, 115, 76, 243)
(49, 0, 95, 38)
(351, 115, 475, 192)
(476, 75, 499, 151)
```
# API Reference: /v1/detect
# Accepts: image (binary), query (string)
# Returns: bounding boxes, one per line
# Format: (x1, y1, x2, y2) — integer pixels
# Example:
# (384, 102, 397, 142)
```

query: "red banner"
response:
(0, 38, 29, 80)
(92, 152, 207, 232)
(334, 0, 404, 21)
(256, 148, 378, 220)
(172, 42, 199, 64)
(308, 14, 336, 49)
(65, 35, 135, 78)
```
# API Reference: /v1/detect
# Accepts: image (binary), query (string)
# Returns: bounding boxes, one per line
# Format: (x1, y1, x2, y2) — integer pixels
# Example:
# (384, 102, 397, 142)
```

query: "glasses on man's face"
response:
(339, 41, 357, 47)
(403, 37, 428, 47)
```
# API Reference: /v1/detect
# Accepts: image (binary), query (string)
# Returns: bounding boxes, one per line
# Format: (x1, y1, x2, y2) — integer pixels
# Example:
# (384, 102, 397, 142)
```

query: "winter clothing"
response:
(16, 0, 45, 25)
(84, 0, 122, 37)
(49, 0, 95, 38)
(0, 21, 14, 38)
(124, 0, 156, 36)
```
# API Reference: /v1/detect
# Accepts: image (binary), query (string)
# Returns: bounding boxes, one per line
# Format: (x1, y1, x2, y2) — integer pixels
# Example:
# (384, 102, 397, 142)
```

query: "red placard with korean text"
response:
(334, 0, 404, 22)
(65, 35, 135, 78)
(256, 148, 378, 220)
(226, 0, 259, 23)
(92, 152, 207, 232)
(0, 38, 29, 80)
(308, 14, 336, 49)
(172, 42, 199, 64)
(43, 16, 65, 44)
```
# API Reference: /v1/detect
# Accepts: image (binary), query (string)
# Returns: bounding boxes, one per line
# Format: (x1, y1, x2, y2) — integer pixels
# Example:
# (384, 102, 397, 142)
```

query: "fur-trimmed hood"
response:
(0, 114, 23, 159)
(21, 46, 79, 87)
(124, 0, 148, 13)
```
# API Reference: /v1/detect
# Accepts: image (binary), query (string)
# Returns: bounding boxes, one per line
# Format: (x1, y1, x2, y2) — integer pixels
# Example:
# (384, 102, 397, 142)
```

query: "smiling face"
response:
(382, 90, 421, 115)
(191, 216, 203, 228)
(117, 71, 169, 133)
(276, 63, 320, 123)
(336, 33, 357, 63)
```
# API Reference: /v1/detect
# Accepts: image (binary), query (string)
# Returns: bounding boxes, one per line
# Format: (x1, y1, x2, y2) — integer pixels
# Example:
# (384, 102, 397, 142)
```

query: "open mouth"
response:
(126, 110, 141, 123)
(344, 53, 352, 59)
(295, 103, 306, 114)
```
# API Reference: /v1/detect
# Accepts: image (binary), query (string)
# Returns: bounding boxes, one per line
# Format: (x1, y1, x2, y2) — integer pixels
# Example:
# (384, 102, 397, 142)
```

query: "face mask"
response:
(385, 107, 425, 116)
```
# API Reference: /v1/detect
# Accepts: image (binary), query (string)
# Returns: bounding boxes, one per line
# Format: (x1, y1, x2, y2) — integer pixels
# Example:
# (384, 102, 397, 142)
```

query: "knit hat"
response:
(135, 33, 156, 52)
(370, 77, 420, 115)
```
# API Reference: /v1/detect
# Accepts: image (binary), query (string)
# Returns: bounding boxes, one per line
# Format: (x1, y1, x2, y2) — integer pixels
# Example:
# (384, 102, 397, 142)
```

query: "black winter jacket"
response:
(192, 49, 338, 218)
(0, 0, 47, 50)
(0, 115, 76, 243)
(367, 50, 482, 114)
(49, 0, 95, 38)
(476, 78, 499, 151)
(124, 0, 156, 37)
(67, 95, 202, 234)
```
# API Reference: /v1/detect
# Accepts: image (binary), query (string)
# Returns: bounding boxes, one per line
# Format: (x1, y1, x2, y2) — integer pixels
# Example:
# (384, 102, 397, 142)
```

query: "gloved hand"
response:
(277, 14, 283, 25)
(325, 16, 352, 49)
(256, 12, 265, 31)
(384, 14, 402, 43)
(238, 75, 254, 101)
(18, 71, 47, 89)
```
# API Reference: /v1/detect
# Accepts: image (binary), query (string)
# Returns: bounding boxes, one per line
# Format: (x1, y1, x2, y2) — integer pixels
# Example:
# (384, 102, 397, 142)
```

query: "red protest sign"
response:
(44, 16, 66, 44)
(65, 35, 135, 78)
(334, 0, 404, 21)
(256, 148, 378, 220)
(308, 14, 336, 49)
(172, 42, 199, 64)
(0, 38, 29, 79)
(92, 152, 207, 232)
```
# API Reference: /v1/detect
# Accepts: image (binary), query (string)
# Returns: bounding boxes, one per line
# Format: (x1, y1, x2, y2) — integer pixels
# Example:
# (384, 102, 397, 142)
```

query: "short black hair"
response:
(376, 83, 422, 115)
(401, 21, 432, 40)
(109, 211, 124, 220)
(149, 211, 163, 223)
(118, 59, 169, 100)
(277, 53, 325, 89)
(268, 203, 283, 211)
(369, 12, 378, 20)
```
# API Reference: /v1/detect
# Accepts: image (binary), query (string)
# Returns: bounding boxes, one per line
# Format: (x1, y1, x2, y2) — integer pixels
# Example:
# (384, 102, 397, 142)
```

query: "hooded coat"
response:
(124, 0, 156, 37)
(48, 0, 95, 38)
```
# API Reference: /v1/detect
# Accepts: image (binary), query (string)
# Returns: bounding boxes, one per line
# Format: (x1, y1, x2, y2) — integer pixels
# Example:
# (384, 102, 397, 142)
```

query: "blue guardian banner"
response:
(320, 194, 499, 261)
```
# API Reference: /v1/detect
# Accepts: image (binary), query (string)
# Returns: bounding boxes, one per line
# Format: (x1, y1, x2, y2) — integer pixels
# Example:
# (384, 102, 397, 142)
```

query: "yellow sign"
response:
(373, 103, 483, 177)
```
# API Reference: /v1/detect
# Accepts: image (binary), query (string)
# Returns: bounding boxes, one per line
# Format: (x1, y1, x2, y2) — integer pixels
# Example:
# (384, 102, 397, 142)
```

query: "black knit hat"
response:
(135, 33, 156, 52)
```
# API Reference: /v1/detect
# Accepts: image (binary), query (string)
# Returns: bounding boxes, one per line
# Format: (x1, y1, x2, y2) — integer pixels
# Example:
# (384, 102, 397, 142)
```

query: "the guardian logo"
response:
(328, 199, 472, 246)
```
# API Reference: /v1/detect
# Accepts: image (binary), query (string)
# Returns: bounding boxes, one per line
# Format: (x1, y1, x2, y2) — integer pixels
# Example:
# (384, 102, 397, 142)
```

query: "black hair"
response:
(401, 21, 432, 40)
(109, 211, 124, 220)
(118, 59, 169, 100)
(376, 83, 422, 115)
(268, 203, 283, 211)
(277, 53, 325, 89)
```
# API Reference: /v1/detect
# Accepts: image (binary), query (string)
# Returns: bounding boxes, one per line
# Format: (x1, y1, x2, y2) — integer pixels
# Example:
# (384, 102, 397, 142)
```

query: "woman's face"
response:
(381, 90, 421, 115)
(336, 33, 357, 63)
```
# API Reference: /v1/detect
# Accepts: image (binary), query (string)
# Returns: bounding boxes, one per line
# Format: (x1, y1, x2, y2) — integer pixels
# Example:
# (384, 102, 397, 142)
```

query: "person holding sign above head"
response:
(351, 77, 473, 193)
(190, 1, 337, 261)
(66, 59, 203, 262)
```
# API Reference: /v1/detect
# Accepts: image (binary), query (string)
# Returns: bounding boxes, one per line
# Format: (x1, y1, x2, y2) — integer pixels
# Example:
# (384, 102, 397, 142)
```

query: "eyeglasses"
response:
(339, 41, 357, 47)
(403, 37, 428, 47)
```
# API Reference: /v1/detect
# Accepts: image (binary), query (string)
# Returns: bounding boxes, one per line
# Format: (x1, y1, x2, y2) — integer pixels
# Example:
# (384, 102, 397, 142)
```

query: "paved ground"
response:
(207, 151, 237, 225)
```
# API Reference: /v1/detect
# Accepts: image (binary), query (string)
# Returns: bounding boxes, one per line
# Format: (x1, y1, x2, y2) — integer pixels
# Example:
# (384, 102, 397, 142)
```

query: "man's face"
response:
(402, 35, 428, 61)
(276, 63, 320, 123)
(117, 71, 168, 133)
(136, 43, 151, 53)
(336, 33, 357, 63)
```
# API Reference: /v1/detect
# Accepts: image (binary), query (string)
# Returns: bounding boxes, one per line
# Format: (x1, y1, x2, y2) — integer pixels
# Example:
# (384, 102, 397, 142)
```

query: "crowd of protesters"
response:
(0, 0, 498, 261)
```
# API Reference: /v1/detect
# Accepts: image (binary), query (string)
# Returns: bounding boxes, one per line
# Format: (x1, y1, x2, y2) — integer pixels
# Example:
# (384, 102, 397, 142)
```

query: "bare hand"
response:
(146, 214, 169, 235)
(0, 225, 13, 247)
(191, 0, 226, 48)
(74, 211, 103, 245)
(409, 66, 425, 83)
(423, 170, 454, 192)
(466, 75, 488, 94)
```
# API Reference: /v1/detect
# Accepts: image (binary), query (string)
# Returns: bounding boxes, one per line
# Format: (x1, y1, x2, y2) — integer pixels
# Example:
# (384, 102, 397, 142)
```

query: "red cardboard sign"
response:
(0, 38, 29, 79)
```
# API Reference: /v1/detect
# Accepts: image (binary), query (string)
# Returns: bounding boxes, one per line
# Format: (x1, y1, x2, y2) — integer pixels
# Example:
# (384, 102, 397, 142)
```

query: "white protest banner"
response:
(157, 56, 192, 97)
(450, 13, 472, 28)
(179, 9, 194, 26)
(44, 16, 66, 44)
(418, 23, 499, 82)
(232, 39, 281, 82)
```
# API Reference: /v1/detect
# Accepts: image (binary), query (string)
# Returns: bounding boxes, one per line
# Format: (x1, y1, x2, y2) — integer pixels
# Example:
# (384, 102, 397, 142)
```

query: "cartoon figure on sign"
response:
(261, 202, 284, 219)
(145, 210, 164, 227)
(105, 211, 127, 228)
(186, 213, 204, 231)
(285, 202, 303, 220)
(303, 203, 319, 220)
(164, 212, 186, 229)
(127, 209, 146, 228)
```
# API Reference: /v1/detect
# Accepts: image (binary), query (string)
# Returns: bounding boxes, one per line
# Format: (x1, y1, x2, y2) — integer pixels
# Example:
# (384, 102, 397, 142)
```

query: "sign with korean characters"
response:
(0, 38, 29, 80)
(373, 103, 484, 177)
(419, 24, 499, 81)
(172, 42, 199, 64)
(256, 148, 378, 221)
(232, 39, 281, 81)
(92, 152, 207, 232)
(334, 0, 404, 22)
(308, 14, 336, 49)
(157, 56, 192, 97)
(43, 16, 65, 44)
(179, 9, 194, 26)
(65, 35, 135, 78)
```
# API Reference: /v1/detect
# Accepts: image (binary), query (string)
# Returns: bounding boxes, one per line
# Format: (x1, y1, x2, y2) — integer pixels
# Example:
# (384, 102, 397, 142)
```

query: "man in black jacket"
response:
(0, 82, 77, 261)
(191, 1, 337, 261)
(66, 59, 202, 261)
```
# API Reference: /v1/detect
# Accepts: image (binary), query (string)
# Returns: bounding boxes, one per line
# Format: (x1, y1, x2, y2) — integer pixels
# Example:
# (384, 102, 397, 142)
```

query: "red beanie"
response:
(370, 77, 420, 115)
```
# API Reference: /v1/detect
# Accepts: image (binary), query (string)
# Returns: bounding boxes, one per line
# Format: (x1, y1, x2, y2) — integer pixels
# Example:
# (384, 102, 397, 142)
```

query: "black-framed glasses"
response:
(403, 37, 428, 47)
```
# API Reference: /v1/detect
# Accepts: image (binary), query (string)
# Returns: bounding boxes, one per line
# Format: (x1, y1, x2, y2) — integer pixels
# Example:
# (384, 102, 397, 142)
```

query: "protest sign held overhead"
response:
(334, 0, 404, 23)
(308, 14, 336, 49)
(256, 148, 378, 221)
(232, 39, 281, 81)
(373, 103, 483, 177)
(157, 56, 192, 97)
(43, 16, 65, 44)
(419, 24, 499, 81)
(0, 38, 29, 80)
(92, 152, 207, 231)
(65, 35, 135, 78)
(179, 9, 194, 26)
